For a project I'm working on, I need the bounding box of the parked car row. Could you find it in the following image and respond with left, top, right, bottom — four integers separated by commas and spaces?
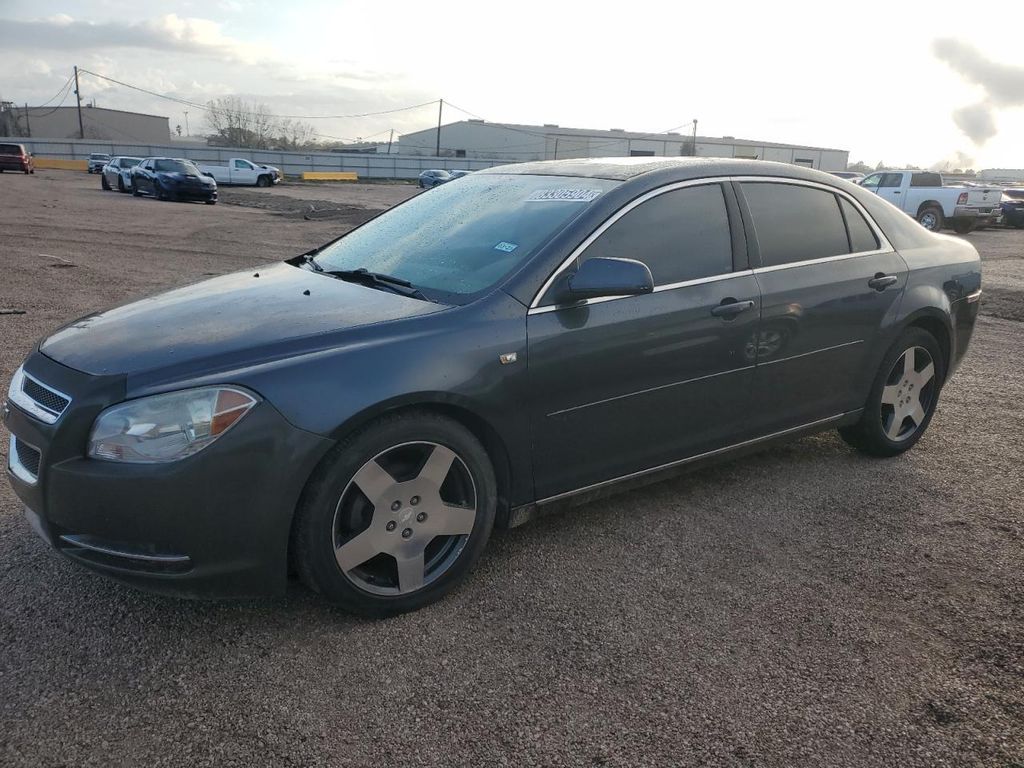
99, 155, 218, 204
0, 143, 35, 174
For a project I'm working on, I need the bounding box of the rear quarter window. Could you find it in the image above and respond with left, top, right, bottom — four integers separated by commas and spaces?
839, 197, 880, 253
741, 182, 849, 267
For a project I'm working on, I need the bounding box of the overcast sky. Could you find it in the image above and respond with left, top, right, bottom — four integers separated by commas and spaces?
1, 0, 1022, 169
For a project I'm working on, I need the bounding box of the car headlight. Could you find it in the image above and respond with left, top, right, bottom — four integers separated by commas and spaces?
88, 387, 257, 463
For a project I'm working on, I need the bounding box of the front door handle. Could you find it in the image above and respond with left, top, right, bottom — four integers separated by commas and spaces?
711, 299, 755, 319
868, 274, 899, 291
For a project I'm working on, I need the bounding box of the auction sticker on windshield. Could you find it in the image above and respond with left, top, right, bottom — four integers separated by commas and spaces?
525, 188, 604, 203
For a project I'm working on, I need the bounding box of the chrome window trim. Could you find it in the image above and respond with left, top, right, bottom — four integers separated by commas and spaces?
7, 367, 72, 425
8, 433, 39, 486
527, 269, 755, 316
528, 174, 894, 311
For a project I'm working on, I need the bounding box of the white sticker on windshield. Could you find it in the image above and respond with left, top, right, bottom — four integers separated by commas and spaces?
525, 188, 603, 203
494, 241, 519, 253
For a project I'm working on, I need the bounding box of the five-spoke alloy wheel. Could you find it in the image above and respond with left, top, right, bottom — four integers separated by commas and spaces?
293, 411, 496, 616
839, 327, 944, 456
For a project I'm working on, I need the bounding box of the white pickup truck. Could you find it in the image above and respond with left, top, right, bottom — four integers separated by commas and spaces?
196, 158, 282, 187
859, 170, 1001, 234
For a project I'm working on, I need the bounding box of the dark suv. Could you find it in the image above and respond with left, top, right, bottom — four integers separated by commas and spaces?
0, 143, 35, 174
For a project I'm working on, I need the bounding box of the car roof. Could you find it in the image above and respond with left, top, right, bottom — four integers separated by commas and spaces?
477, 156, 848, 185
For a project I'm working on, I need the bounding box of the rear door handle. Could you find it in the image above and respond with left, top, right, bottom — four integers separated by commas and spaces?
868, 274, 899, 291
710, 299, 755, 318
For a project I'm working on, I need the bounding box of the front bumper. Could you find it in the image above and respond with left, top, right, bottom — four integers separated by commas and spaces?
4, 352, 331, 598
169, 184, 218, 201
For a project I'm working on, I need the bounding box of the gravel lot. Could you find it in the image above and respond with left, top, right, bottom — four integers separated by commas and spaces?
1, 171, 1022, 767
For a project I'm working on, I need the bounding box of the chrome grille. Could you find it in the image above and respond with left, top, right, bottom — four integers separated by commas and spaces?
14, 438, 40, 477
22, 376, 70, 416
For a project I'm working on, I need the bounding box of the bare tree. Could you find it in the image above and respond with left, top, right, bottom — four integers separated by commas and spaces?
205, 97, 320, 150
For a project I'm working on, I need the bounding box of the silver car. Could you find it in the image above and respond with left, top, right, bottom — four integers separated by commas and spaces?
101, 156, 143, 193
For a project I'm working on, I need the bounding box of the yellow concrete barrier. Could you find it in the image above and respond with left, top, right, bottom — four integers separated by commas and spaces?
301, 171, 358, 182
34, 158, 88, 171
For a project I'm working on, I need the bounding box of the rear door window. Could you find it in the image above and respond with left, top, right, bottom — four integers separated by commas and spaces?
582, 184, 733, 285
741, 182, 850, 267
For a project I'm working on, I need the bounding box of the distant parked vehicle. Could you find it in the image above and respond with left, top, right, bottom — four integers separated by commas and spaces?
131, 157, 218, 204
87, 153, 111, 174
830, 171, 865, 182
197, 158, 281, 187
0, 143, 34, 174
859, 170, 1002, 233
448, 169, 473, 180
100, 156, 143, 193
1000, 189, 1024, 228
418, 169, 451, 188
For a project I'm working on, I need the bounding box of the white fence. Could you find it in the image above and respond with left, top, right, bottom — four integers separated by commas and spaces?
0, 137, 512, 179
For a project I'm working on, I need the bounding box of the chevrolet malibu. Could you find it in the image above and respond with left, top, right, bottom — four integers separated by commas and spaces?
3, 158, 982, 616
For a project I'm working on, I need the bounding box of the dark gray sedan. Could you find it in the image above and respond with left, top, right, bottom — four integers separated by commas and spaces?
4, 158, 981, 616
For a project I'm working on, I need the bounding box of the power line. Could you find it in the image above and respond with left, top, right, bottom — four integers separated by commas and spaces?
77, 69, 439, 120
30, 79, 75, 118
35, 75, 75, 108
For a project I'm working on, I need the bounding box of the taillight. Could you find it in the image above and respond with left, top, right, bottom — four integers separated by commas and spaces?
957, 192, 968, 205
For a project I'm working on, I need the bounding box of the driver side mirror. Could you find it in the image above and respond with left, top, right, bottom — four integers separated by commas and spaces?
564, 257, 654, 301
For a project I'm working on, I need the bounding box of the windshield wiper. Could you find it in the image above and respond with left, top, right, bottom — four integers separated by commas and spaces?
322, 267, 432, 302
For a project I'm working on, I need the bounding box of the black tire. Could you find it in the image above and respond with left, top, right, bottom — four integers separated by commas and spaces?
917, 205, 943, 232
952, 219, 976, 235
204, 199, 216, 205
256, 174, 271, 188
839, 327, 945, 457
132, 184, 142, 197
293, 410, 497, 617
117, 176, 126, 192
101, 174, 111, 190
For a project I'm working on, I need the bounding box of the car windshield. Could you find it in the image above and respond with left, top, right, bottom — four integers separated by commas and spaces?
313, 173, 620, 302
90, 154, 109, 160
154, 159, 198, 173
120, 157, 142, 168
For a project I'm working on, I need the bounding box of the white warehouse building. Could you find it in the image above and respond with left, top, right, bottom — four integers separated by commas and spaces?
398, 120, 849, 171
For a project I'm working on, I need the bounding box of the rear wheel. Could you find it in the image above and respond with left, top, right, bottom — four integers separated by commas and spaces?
917, 206, 943, 232
839, 328, 943, 457
293, 411, 496, 617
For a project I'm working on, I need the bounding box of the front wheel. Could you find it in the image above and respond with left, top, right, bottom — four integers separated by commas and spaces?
132, 182, 142, 197
101, 174, 111, 190
256, 175, 271, 188
117, 176, 126, 192
293, 411, 496, 617
839, 328, 944, 457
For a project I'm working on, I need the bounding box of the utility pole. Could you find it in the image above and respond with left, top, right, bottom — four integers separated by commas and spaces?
435, 99, 443, 156
73, 65, 84, 139
184, 110, 190, 136
386, 128, 394, 154
692, 119, 698, 155
24, 103, 31, 137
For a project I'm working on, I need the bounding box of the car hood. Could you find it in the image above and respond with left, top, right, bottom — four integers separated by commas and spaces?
40, 262, 446, 378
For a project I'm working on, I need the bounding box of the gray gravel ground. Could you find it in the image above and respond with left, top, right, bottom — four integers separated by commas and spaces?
1, 171, 1022, 767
